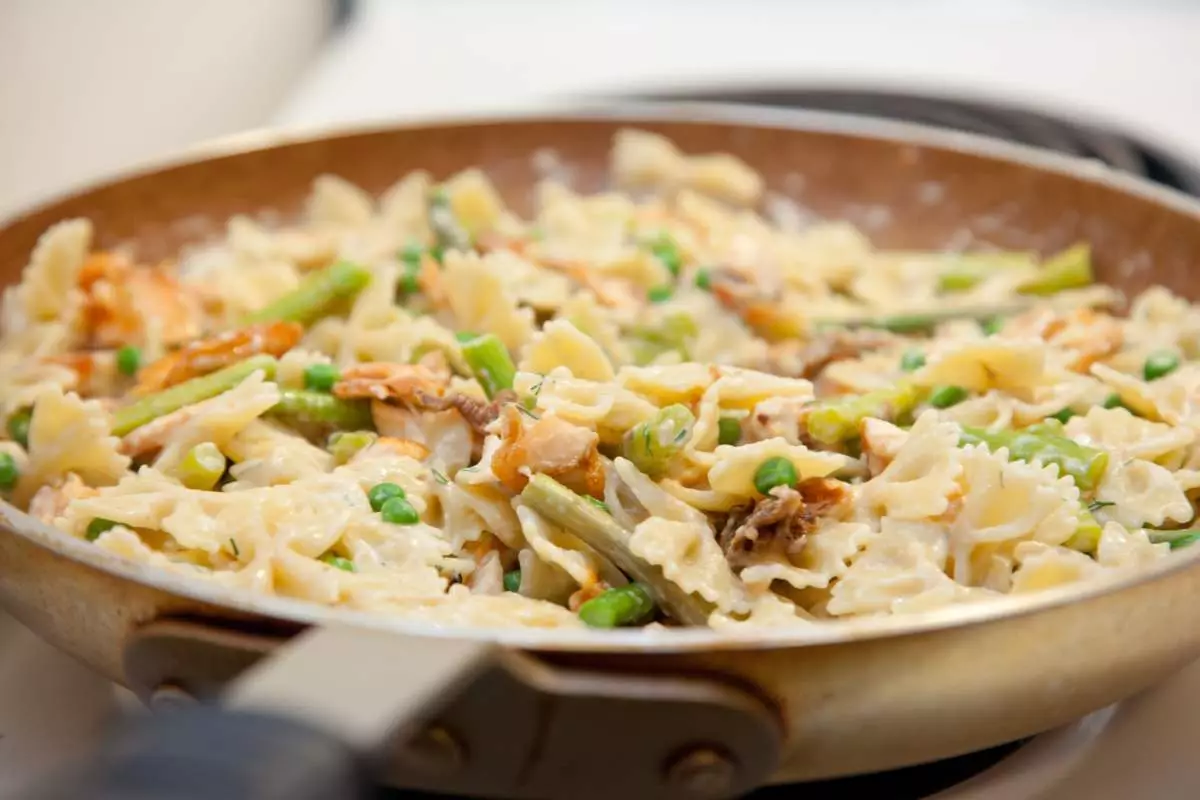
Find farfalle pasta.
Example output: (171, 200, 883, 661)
(1, 129, 1196, 632)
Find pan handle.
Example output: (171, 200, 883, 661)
(121, 619, 783, 799)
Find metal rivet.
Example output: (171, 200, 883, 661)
(666, 746, 737, 798)
(397, 725, 466, 776)
(150, 684, 197, 711)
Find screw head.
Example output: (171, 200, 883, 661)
(150, 684, 197, 712)
(397, 725, 466, 776)
(666, 746, 737, 798)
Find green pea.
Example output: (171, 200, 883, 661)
(321, 553, 356, 572)
(928, 385, 969, 409)
(899, 349, 926, 372)
(380, 496, 420, 525)
(694, 268, 712, 291)
(85, 518, 119, 541)
(0, 452, 18, 491)
(398, 269, 421, 295)
(116, 345, 142, 376)
(1049, 407, 1077, 424)
(1144, 350, 1180, 382)
(503, 570, 522, 593)
(399, 242, 424, 268)
(648, 233, 683, 277)
(367, 482, 406, 511)
(302, 363, 340, 393)
(1102, 393, 1133, 412)
(7, 409, 31, 449)
(717, 416, 741, 446)
(647, 285, 673, 304)
(981, 317, 1005, 336)
(753, 456, 798, 496)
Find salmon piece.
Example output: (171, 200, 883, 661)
(333, 362, 447, 403)
(80, 252, 204, 349)
(491, 406, 604, 497)
(135, 321, 303, 393)
(374, 436, 430, 461)
(28, 474, 98, 525)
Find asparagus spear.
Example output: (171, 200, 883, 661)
(520, 474, 712, 625)
(1148, 530, 1200, 550)
(1064, 505, 1103, 553)
(958, 422, 1109, 492)
(937, 252, 1037, 292)
(622, 404, 695, 478)
(805, 382, 924, 446)
(270, 390, 374, 430)
(177, 442, 226, 490)
(814, 302, 1032, 334)
(1017, 243, 1093, 296)
(428, 188, 472, 253)
(112, 355, 278, 436)
(578, 583, 656, 628)
(460, 333, 516, 399)
(243, 261, 371, 326)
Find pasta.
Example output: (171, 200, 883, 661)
(1, 129, 1196, 632)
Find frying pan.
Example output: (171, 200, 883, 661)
(4, 104, 1200, 798)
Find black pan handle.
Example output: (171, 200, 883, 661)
(17, 705, 373, 800)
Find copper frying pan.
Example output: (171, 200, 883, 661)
(3, 105, 1200, 798)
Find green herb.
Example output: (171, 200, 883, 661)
(229, 538, 241, 557)
(585, 496, 611, 515)
(694, 268, 712, 291)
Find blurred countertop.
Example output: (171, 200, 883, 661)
(0, 0, 333, 220)
(275, 0, 1200, 165)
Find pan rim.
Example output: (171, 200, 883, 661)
(5, 100, 1200, 653)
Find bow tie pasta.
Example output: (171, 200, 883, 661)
(2, 129, 1196, 632)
